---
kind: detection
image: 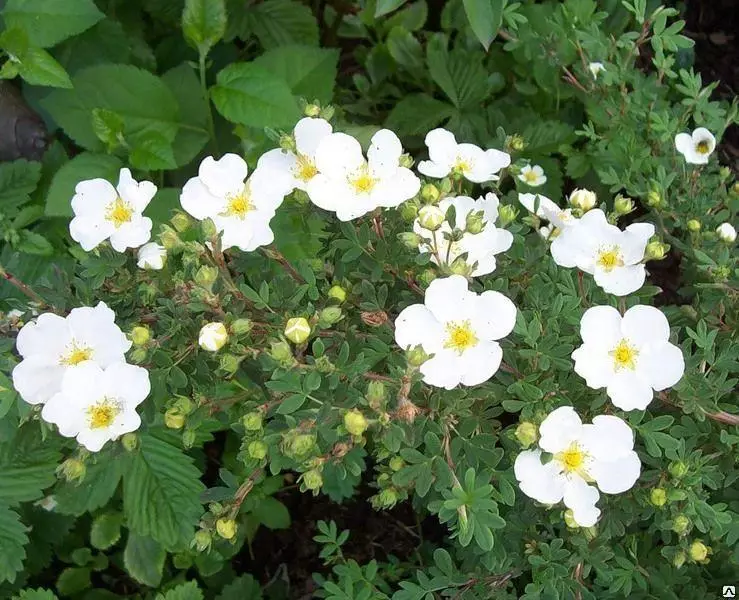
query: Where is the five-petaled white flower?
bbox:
[675,127,716,165]
[413,193,513,277]
[549,209,655,296]
[518,165,547,187]
[306,129,420,221]
[394,275,516,389]
[256,117,333,193]
[515,406,641,527]
[572,305,684,410]
[137,242,166,270]
[41,362,150,452]
[418,128,511,183]
[12,302,131,406]
[70,168,155,252]
[519,193,578,230]
[180,154,291,252]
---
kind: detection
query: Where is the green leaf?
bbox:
[130,131,178,171]
[42,64,180,152]
[162,63,210,167]
[123,533,165,588]
[253,45,339,104]
[157,581,203,600]
[0,505,28,584]
[385,94,454,136]
[2,0,104,48]
[123,433,205,550]
[53,454,125,516]
[16,589,58,600]
[216,575,263,600]
[11,45,72,89]
[270,208,328,264]
[45,153,123,217]
[376,0,409,17]
[228,0,319,49]
[211,62,300,129]
[0,159,42,210]
[182,0,227,55]
[90,513,123,550]
[426,34,489,109]
[56,567,92,596]
[0,428,61,506]
[16,230,54,256]
[252,497,291,529]
[145,188,182,226]
[0,373,16,420]
[462,0,505,50]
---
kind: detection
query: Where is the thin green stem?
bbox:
[199,50,219,155]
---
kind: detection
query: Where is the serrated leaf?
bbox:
[270,207,328,263]
[0,159,42,210]
[16,589,58,600]
[228,0,318,49]
[123,433,205,550]
[462,0,505,50]
[385,94,454,136]
[0,428,61,506]
[90,513,123,550]
[2,0,104,48]
[0,505,28,584]
[53,455,125,516]
[56,567,92,596]
[253,45,338,103]
[12,45,73,89]
[216,575,263,600]
[211,62,300,129]
[45,153,122,217]
[123,533,165,588]
[130,131,178,171]
[162,63,210,167]
[183,0,227,55]
[157,581,203,600]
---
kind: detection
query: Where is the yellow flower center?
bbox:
[695,140,710,154]
[444,320,479,354]
[60,343,93,366]
[294,155,318,182]
[349,165,378,194]
[595,245,624,272]
[222,187,254,220]
[106,197,134,228]
[87,398,121,429]
[609,338,639,371]
[555,442,590,477]
[524,169,539,184]
[452,156,472,175]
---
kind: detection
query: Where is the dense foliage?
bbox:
[0,0,738,598]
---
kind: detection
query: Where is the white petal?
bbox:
[563,477,601,526]
[41,393,85,437]
[104,362,151,407]
[12,358,65,405]
[580,415,634,460]
[538,406,583,454]
[60,362,107,405]
[368,129,403,176]
[606,371,654,411]
[580,305,622,349]
[455,144,487,182]
[472,290,517,340]
[419,350,464,389]
[693,127,715,154]
[622,223,655,263]
[639,342,685,391]
[417,159,451,179]
[71,179,117,218]
[15,313,70,358]
[219,219,255,252]
[69,216,114,252]
[514,450,565,504]
[109,216,152,251]
[256,148,298,191]
[394,304,444,354]
[590,451,641,494]
[424,128,458,169]
[199,154,248,198]
[116,168,157,213]
[294,117,333,157]
[550,226,582,268]
[76,428,113,452]
[674,133,693,156]
[572,345,613,389]
[372,168,420,208]
[314,133,364,179]
[334,196,376,221]
[423,275,475,324]
[306,175,348,212]
[180,176,224,220]
[458,341,502,386]
[594,264,646,296]
[620,305,670,347]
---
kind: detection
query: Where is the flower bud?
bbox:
[650,488,667,507]
[165,408,186,430]
[646,190,662,207]
[366,381,386,409]
[687,219,701,232]
[159,227,182,250]
[170,211,192,233]
[314,355,335,373]
[688,540,709,563]
[507,134,525,152]
[195,265,219,289]
[374,488,399,509]
[216,518,238,540]
[399,154,414,169]
[497,204,518,226]
[121,433,138,452]
[344,409,368,436]
[417,269,437,286]
[248,440,268,460]
[515,422,538,448]
[644,240,669,261]
[327,285,346,304]
[400,200,420,221]
[719,166,731,181]
[243,412,263,432]
[287,434,315,459]
[398,232,422,249]
[613,195,634,215]
[569,188,597,211]
[418,205,445,231]
[218,353,242,375]
[672,515,690,535]
[448,256,473,277]
[302,468,323,491]
[231,318,253,335]
[201,218,218,239]
[269,340,293,363]
[319,306,342,327]
[192,530,212,552]
[668,461,688,478]
[421,183,440,203]
[564,509,579,529]
[304,103,321,117]
[673,551,686,569]
[465,210,486,234]
[130,326,151,346]
[129,347,148,364]
[583,526,598,541]
[279,133,296,152]
[389,456,405,471]
[733,182,739,195]
[199,322,228,351]
[57,458,86,483]
[406,344,429,366]
[182,429,196,449]
[320,106,335,121]
[716,222,737,243]
[137,242,167,270]
[285,317,311,344]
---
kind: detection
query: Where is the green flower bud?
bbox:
[170,211,192,233]
[173,554,193,570]
[173,396,194,415]
[650,488,667,507]
[515,422,538,448]
[269,340,294,363]
[418,205,445,231]
[285,317,311,344]
[399,154,414,169]
[159,226,182,250]
[243,412,263,431]
[302,468,323,491]
[688,540,709,563]
[644,240,669,261]
[564,509,579,529]
[366,380,386,409]
[672,515,690,535]
[398,232,423,249]
[231,318,253,335]
[465,210,486,234]
[218,353,242,375]
[583,525,598,541]
[57,458,86,483]
[121,433,138,452]
[248,440,268,460]
[687,219,701,232]
[613,195,634,215]
[668,461,689,478]
[497,204,518,226]
[165,408,185,430]
[130,326,151,346]
[129,347,148,364]
[182,429,197,449]
[216,518,237,540]
[195,265,219,289]
[569,188,597,211]
[328,285,347,304]
[320,105,335,121]
[406,344,429,366]
[192,530,212,552]
[389,456,405,471]
[421,183,440,203]
[719,166,731,181]
[374,488,399,509]
[287,434,316,459]
[732,182,739,195]
[304,103,321,117]
[400,200,420,221]
[201,218,218,239]
[319,306,342,326]
[672,551,686,569]
[209,502,224,515]
[417,269,437,286]
[199,322,228,351]
[344,409,368,436]
[646,190,662,207]
[279,133,296,152]
[448,256,473,277]
[314,355,335,373]
[507,134,525,152]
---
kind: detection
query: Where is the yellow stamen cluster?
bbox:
[223,187,254,219]
[349,165,378,194]
[106,197,134,228]
[610,339,639,371]
[60,343,93,366]
[596,245,624,272]
[86,398,121,429]
[443,321,479,354]
[294,155,318,182]
[555,442,590,478]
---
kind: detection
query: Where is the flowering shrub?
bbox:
[0,0,737,598]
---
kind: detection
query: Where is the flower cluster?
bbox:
[12,302,150,451]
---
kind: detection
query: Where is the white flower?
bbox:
[518,165,547,187]
[180,154,291,252]
[549,209,655,296]
[572,305,685,410]
[418,128,511,183]
[12,302,131,406]
[518,193,578,230]
[538,224,555,239]
[394,275,516,389]
[417,205,445,231]
[413,194,513,277]
[514,406,640,526]
[569,188,597,211]
[199,322,228,351]
[588,62,605,79]
[41,362,150,452]
[70,168,155,252]
[256,117,333,193]
[675,127,716,165]
[137,242,166,270]
[717,222,736,243]
[307,129,420,221]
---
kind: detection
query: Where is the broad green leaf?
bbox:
[182,0,227,55]
[0,373,16,420]
[42,64,180,152]
[227,0,319,49]
[2,0,104,48]
[17,590,58,600]
[45,153,122,217]
[0,159,42,210]
[216,575,263,600]
[12,46,73,89]
[157,581,204,600]
[386,27,424,71]
[162,63,210,166]
[0,505,28,584]
[252,497,291,529]
[0,428,61,506]
[123,433,205,549]
[130,131,178,171]
[16,230,54,256]
[54,19,132,75]
[211,62,300,129]
[462,0,505,50]
[90,513,123,550]
[54,456,126,516]
[56,567,92,596]
[253,45,339,103]
[123,533,165,588]
[426,34,489,109]
[375,0,409,17]
[145,188,182,226]
[271,207,328,264]
[385,94,454,136]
